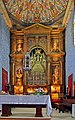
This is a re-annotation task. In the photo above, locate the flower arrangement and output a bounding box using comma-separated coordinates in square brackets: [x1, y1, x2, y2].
[34, 87, 44, 95]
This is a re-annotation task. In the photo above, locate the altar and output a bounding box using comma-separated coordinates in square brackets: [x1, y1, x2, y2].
[0, 95, 52, 117]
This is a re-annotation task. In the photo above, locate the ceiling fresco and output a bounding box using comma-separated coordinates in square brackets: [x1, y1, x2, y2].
[3, 0, 69, 24]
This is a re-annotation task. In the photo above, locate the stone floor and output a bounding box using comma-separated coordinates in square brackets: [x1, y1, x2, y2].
[51, 108, 75, 120]
[0, 108, 75, 120]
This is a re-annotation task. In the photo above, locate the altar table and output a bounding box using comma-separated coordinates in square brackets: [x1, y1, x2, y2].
[0, 95, 52, 117]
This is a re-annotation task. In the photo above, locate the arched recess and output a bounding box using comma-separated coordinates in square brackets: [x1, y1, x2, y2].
[28, 47, 47, 86]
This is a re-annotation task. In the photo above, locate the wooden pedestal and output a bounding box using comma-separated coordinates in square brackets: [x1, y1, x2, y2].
[35, 106, 43, 117]
[1, 105, 12, 116]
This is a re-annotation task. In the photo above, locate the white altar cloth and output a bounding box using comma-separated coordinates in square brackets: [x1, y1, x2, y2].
[0, 95, 52, 116]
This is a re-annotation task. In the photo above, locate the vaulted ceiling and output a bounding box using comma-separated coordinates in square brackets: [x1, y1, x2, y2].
[2, 0, 69, 25]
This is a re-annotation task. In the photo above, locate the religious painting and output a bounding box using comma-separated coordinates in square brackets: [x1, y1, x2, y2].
[51, 63, 62, 85]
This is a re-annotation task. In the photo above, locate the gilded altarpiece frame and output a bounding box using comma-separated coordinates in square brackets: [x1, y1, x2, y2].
[10, 23, 65, 98]
[22, 24, 51, 94]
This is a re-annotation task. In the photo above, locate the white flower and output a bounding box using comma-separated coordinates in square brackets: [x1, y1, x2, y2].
[35, 87, 44, 93]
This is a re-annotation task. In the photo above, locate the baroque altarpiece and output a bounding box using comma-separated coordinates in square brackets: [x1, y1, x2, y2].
[10, 23, 65, 99]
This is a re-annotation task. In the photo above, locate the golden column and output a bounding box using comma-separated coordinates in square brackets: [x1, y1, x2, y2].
[47, 34, 51, 85]
[10, 31, 16, 85]
[23, 33, 28, 85]
[10, 58, 15, 85]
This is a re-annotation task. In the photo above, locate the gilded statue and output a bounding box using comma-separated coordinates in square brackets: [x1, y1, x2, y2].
[52, 66, 59, 84]
[16, 43, 23, 53]
[52, 41, 60, 52]
[16, 67, 23, 78]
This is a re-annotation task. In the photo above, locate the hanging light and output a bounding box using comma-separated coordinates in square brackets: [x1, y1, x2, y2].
[23, 51, 31, 71]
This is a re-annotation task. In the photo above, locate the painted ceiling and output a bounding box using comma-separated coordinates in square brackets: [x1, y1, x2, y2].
[3, 0, 69, 24]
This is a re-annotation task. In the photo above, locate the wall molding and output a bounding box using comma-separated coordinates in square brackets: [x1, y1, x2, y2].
[62, 0, 74, 28]
[0, 0, 12, 28]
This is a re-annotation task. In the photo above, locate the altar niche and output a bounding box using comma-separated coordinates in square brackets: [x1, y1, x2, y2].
[26, 48, 48, 94]
[29, 48, 46, 85]
[10, 23, 65, 98]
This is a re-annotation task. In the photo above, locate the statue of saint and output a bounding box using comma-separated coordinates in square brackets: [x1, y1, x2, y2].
[16, 67, 23, 78]
[54, 42, 57, 51]
[52, 41, 59, 52]
[16, 43, 23, 53]
[52, 66, 59, 84]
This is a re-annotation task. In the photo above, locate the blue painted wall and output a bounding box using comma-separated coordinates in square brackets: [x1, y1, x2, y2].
[0, 8, 75, 94]
[0, 14, 10, 91]
[65, 8, 75, 91]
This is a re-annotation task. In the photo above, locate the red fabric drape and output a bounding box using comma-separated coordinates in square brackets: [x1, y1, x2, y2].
[68, 74, 73, 96]
[2, 68, 8, 92]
